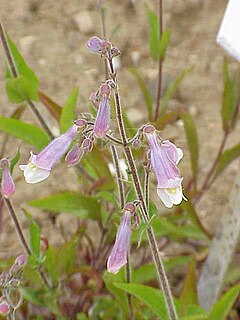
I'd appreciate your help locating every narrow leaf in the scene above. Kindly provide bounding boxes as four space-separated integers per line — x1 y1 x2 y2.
60 87 78 133
6 75 39 103
181 111 199 186
0 117 50 151
160 68 192 116
159 29 171 60
209 284 240 320
38 91 62 122
147 10 159 61
179 259 198 314
114 283 169 319
129 67 153 121
29 220 41 257
214 143 240 178
29 192 102 221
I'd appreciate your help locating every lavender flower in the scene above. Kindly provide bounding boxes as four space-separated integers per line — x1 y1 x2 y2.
144 125 185 208
20 125 79 184
0 158 15 198
93 84 111 138
107 203 135 274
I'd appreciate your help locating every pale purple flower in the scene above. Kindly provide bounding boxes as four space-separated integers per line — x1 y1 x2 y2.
93 84 111 138
0 158 15 198
15 254 27 267
86 36 103 53
144 125 184 208
0 300 10 315
65 143 84 167
107 206 133 274
20 125 79 184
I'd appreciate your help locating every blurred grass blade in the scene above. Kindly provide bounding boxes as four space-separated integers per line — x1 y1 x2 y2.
147 9 159 61
114 283 168 319
38 91 62 122
221 59 239 132
60 87 78 133
160 68 192 117
29 192 102 221
159 29 171 60
179 259 198 316
181 111 199 187
129 67 153 121
209 284 240 320
0 117 50 151
214 143 240 179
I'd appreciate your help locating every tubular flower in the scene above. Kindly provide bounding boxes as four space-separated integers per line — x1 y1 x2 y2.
107 203 135 274
20 125 79 184
0 158 15 198
144 125 185 208
93 84 111 138
86 36 103 53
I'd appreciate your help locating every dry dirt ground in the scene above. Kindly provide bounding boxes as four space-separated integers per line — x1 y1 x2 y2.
0 0 239 258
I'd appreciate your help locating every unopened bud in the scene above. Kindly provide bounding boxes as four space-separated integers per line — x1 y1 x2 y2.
82 138 93 153
100 84 111 96
132 212 141 230
0 158 15 198
111 46 121 57
0 300 10 315
124 202 135 214
40 237 49 253
15 254 27 267
100 40 111 53
132 139 141 149
74 119 87 129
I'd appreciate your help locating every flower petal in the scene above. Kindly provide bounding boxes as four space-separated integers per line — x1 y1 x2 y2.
165 187 183 205
176 148 183 164
20 163 50 184
157 188 173 208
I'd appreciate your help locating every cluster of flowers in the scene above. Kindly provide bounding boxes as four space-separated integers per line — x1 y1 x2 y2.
0 35 185 276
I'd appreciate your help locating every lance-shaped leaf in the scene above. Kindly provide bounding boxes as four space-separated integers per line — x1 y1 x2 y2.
221 60 239 132
181 111 199 187
38 91 62 122
5 34 39 101
28 192 102 221
147 9 159 61
160 68 192 116
159 29 171 60
209 284 240 320
0 117 50 151
179 259 198 316
214 143 240 179
129 68 153 121
60 87 79 133
114 283 169 319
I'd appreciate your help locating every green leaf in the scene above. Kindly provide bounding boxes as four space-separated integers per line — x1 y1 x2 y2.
10 147 21 173
214 143 240 178
6 75 39 103
60 87 78 133
181 112 199 187
179 260 198 315
147 10 159 61
209 284 240 320
77 314 88 320
21 288 45 306
29 192 102 221
6 34 39 85
221 60 239 132
38 91 62 122
29 220 41 257
0 117 50 151
129 68 153 121
103 270 128 315
114 283 168 319
160 68 192 116
159 29 171 60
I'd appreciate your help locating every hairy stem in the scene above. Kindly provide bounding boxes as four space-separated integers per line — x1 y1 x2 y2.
108 59 178 320
4 198 51 288
0 23 54 140
154 0 163 121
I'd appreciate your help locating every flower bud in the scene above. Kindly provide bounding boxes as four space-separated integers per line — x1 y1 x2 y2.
0 300 10 315
81 138 93 153
0 158 15 198
74 119 87 129
40 237 49 253
15 254 27 267
86 36 102 53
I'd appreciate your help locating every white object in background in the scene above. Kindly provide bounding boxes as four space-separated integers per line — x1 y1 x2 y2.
217 0 240 62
